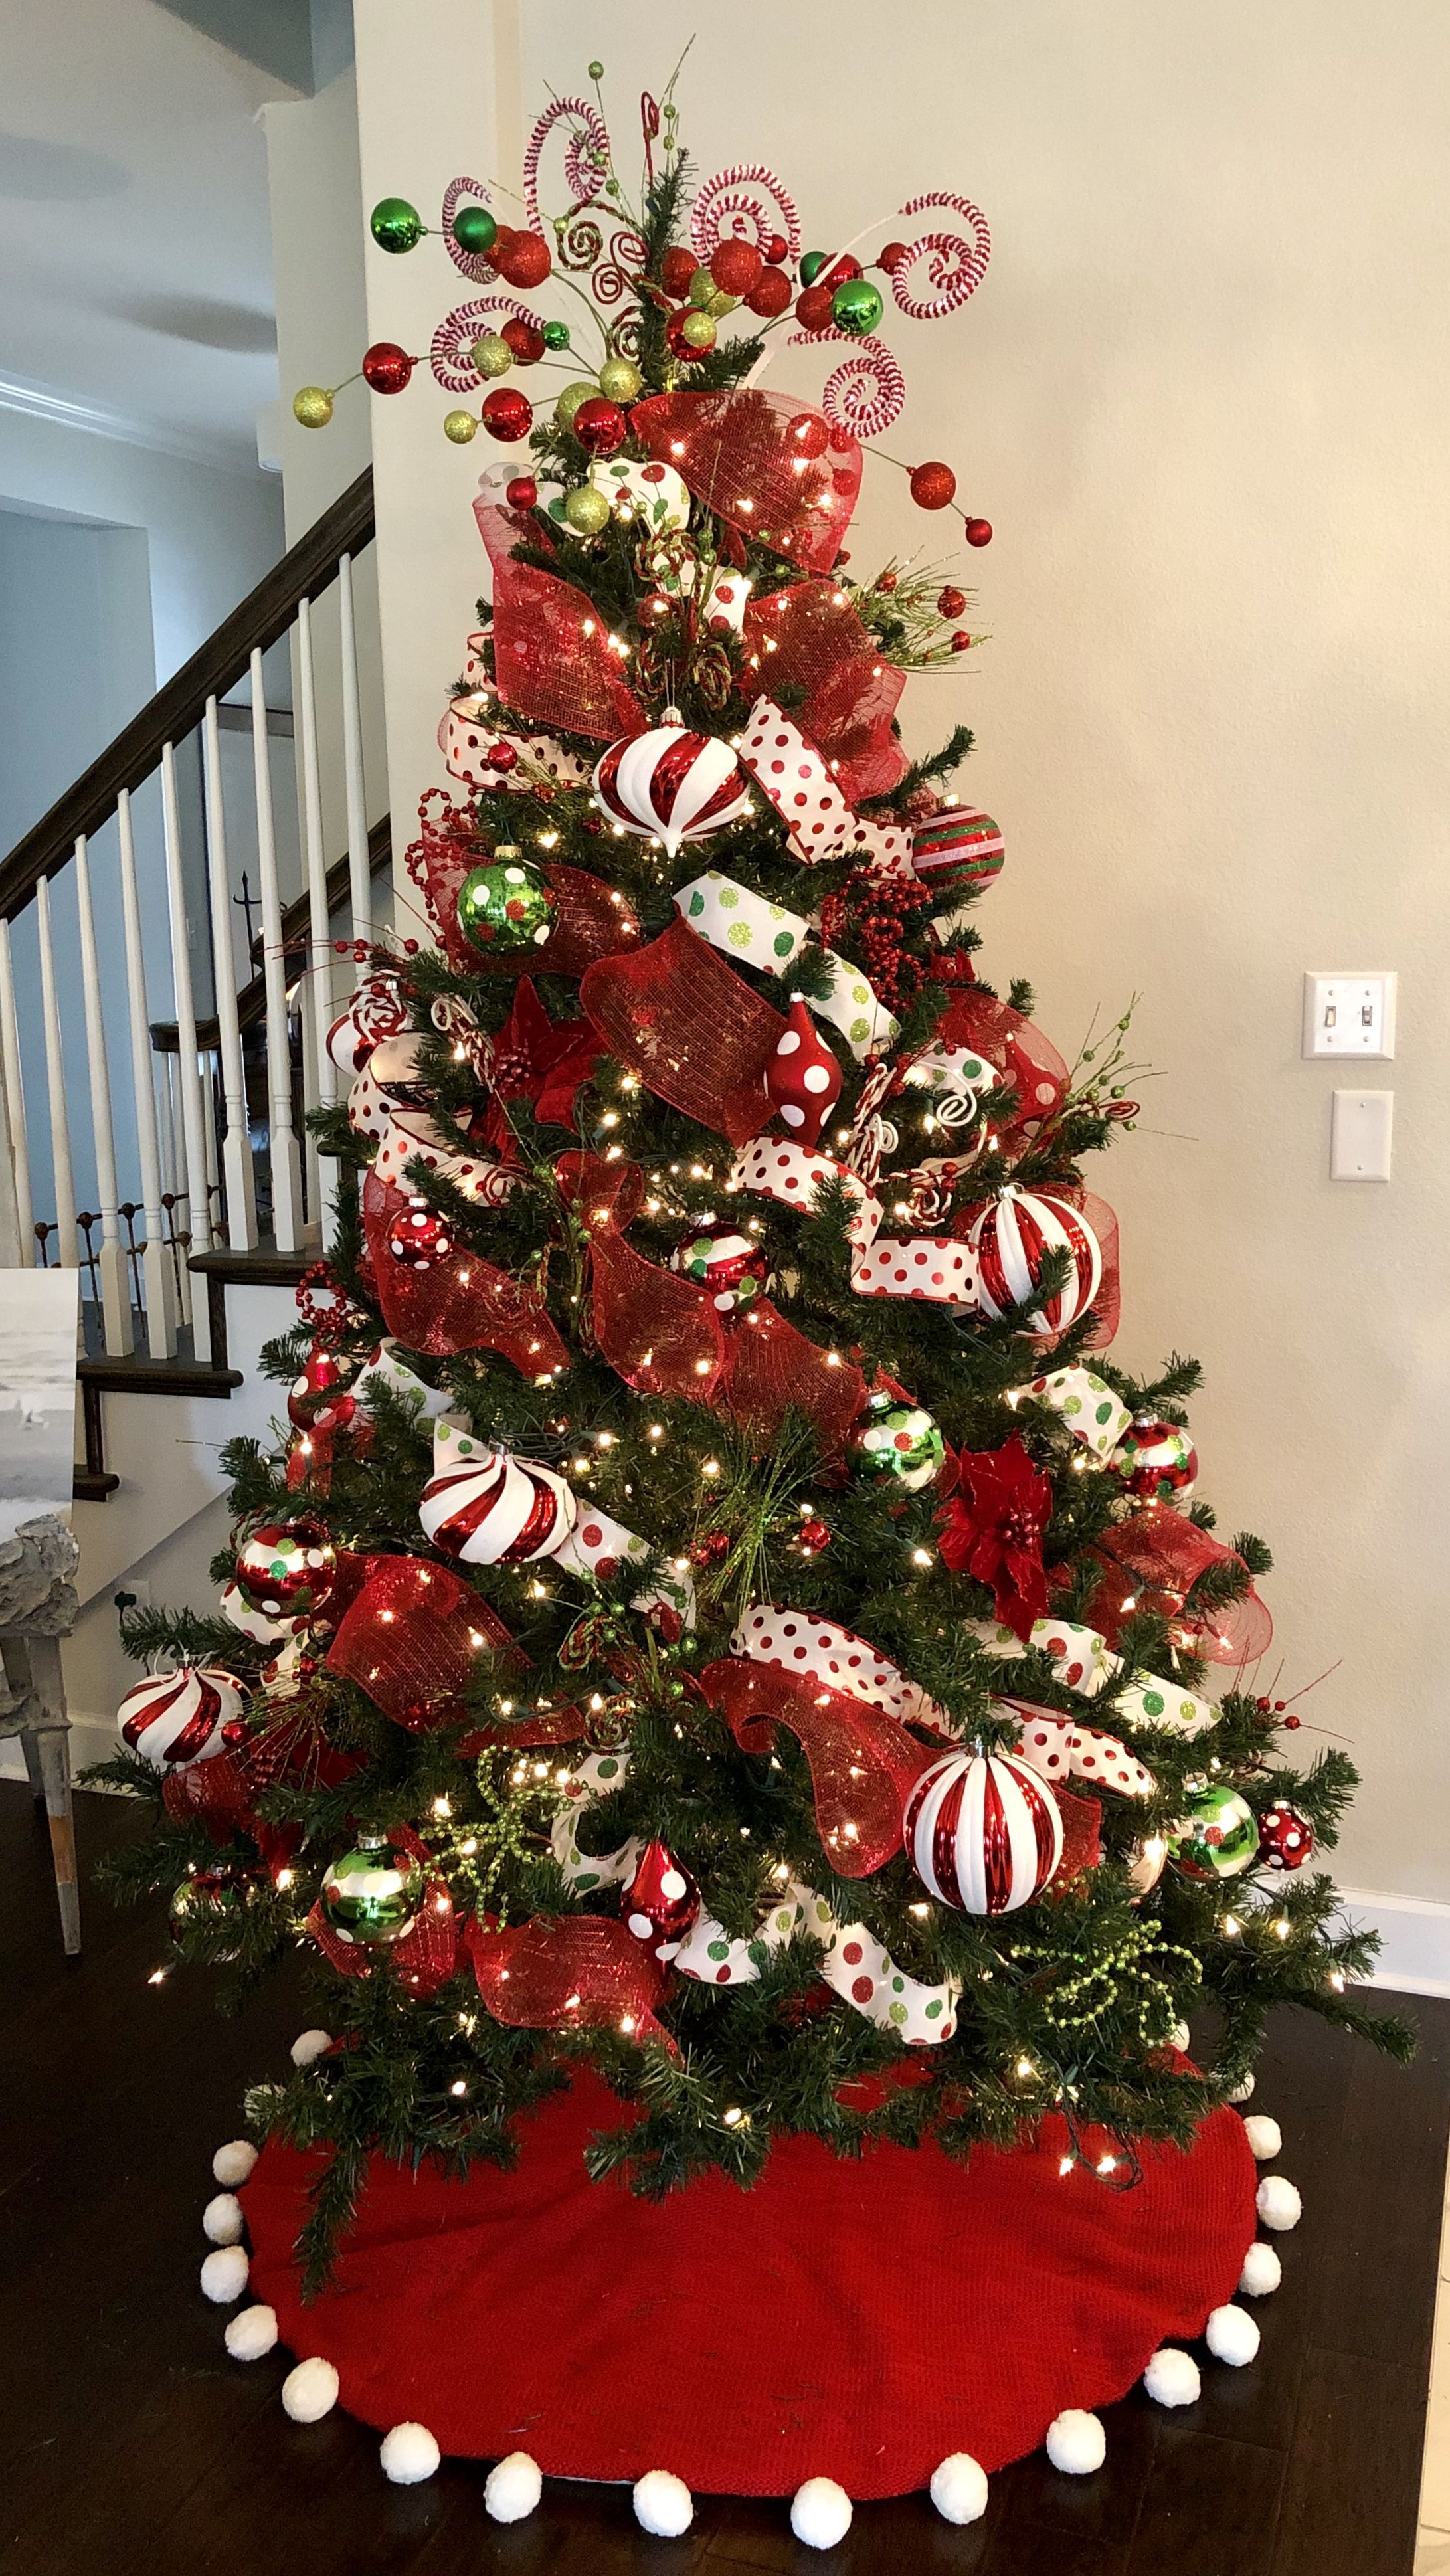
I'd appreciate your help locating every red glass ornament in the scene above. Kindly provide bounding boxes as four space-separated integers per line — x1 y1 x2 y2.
287 1343 362 1431
500 316 545 365
572 396 627 456
796 283 835 331
361 341 413 395
965 517 993 547
820 254 862 288
798 1517 832 1554
766 997 842 1150
710 238 763 296
910 460 957 511
937 585 967 617
493 229 551 288
665 309 701 361
691 1529 732 1568
486 739 519 772
879 239 909 272
661 245 698 299
877 571 899 593
505 474 538 510
1258 1801 1315 1873
951 630 973 653
747 265 792 318
480 386 532 442
622 1839 701 1962
765 232 789 265
788 412 832 460
233 1516 337 1619
385 1197 455 1271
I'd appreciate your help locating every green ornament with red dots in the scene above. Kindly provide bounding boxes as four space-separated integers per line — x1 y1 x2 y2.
456 848 556 953
320 1831 425 1948
849 1391 946 1491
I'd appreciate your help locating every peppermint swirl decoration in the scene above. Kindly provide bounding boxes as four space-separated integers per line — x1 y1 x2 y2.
887 193 992 320
690 163 802 262
788 329 906 440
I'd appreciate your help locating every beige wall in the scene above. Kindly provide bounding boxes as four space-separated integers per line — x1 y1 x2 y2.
351 0 1450 1906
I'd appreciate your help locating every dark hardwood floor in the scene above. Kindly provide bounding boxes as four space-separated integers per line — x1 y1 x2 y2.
2 1780 1444 2575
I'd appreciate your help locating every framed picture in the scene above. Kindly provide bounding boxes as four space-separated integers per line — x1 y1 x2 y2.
0 1269 79 1542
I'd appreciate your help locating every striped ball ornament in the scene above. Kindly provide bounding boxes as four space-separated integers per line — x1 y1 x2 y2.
911 804 1005 894
117 1665 249 1768
969 1186 1103 1337
592 716 752 861
419 1444 576 1566
905 1748 1063 1915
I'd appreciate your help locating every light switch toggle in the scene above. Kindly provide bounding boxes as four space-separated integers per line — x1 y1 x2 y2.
1330 1089 1393 1180
1303 973 1396 1058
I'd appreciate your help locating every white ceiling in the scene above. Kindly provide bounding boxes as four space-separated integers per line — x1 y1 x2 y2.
0 0 299 469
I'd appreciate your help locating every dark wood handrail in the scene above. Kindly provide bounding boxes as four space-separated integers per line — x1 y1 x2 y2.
0 467 375 921
149 814 393 1054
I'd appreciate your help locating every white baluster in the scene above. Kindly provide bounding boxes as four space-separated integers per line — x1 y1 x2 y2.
295 596 337 1236
0 1029 22 1267
202 697 258 1249
72 832 134 1353
250 648 303 1249
35 875 78 1273
158 1051 192 1330
297 971 321 1233
161 739 213 1352
337 553 371 942
200 1044 221 1247
0 919 35 1263
116 788 177 1354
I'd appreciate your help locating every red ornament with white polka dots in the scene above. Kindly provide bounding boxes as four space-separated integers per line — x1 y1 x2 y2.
1257 1801 1315 1873
622 1840 701 1961
766 998 842 1148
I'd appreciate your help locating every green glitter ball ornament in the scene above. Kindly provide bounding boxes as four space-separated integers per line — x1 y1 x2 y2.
442 409 478 444
555 378 599 428
681 310 717 351
850 1391 947 1492
292 385 333 430
452 201 498 258
369 195 424 254
457 848 556 953
542 318 571 351
588 59 604 78
563 484 612 535
687 266 718 308
472 332 513 379
320 1833 425 1949
1170 1782 1259 1881
597 355 642 403
831 276 884 336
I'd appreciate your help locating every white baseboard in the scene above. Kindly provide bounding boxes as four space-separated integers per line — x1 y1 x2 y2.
1336 1886 1450 1998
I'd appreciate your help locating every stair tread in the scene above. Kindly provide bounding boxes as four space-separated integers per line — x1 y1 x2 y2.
189 1245 314 1289
78 1350 242 1395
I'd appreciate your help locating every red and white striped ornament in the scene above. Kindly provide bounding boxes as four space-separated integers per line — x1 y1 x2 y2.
968 1186 1103 1336
905 1748 1063 1915
592 713 752 860
419 1435 575 1566
911 804 1005 895
117 1664 249 1769
325 978 408 1080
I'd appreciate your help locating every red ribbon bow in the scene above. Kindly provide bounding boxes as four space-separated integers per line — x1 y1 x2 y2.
556 1149 728 1402
699 1655 928 1878
361 1168 569 1377
464 1910 676 2051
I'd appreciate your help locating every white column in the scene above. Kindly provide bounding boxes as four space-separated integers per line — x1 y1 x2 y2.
35 875 78 1273
116 788 177 1355
160 739 212 1353
202 696 259 1249
0 919 35 1263
337 551 371 941
72 832 134 1352
250 647 304 1249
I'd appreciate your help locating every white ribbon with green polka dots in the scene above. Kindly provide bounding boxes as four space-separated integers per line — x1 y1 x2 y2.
674 869 897 1059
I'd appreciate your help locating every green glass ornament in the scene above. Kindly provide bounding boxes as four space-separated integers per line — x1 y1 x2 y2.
850 1391 947 1492
800 250 829 286
292 385 334 430
472 332 513 379
681 311 717 351
542 318 571 351
442 409 478 444
452 201 498 258
457 848 557 953
563 484 612 535
587 58 604 78
320 1833 425 1948
170 1866 255 1960
831 276 884 336
370 195 424 254
1170 1783 1259 1881
597 355 642 403
555 379 599 428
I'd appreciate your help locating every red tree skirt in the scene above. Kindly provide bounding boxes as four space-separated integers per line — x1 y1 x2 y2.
242 2072 1257 2499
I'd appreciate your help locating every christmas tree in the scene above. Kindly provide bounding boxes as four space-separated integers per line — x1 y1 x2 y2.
97 66 1406 2334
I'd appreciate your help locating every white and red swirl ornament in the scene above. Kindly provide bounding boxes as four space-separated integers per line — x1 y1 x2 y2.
969 1186 1103 1336
326 977 408 1081
116 1664 248 1768
419 1420 575 1567
592 717 752 860
905 1748 1062 1916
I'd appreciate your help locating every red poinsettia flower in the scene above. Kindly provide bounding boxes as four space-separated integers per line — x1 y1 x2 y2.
935 1433 1053 1642
476 978 604 1156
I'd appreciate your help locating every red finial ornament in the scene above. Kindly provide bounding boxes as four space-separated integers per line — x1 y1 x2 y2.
622 1840 701 1962
765 998 842 1149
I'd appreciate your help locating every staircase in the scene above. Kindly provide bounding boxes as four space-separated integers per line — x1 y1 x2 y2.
0 469 388 1665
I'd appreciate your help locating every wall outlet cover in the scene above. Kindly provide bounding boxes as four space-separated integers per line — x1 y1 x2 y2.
1330 1088 1394 1180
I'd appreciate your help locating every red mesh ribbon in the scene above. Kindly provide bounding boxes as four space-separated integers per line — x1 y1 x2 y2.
580 915 781 1146
1091 1507 1273 1667
937 990 1069 1143
362 1169 569 1376
474 495 648 739
699 1656 927 1878
464 1910 676 2051
307 1826 460 1998
405 792 642 978
163 1750 256 1844
326 1555 516 1730
556 1150 727 1400
744 583 908 802
1052 1786 1103 1888
630 389 861 573
720 1297 865 1456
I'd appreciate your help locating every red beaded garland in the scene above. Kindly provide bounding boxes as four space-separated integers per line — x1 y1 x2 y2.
910 460 957 511
361 341 413 395
480 386 533 442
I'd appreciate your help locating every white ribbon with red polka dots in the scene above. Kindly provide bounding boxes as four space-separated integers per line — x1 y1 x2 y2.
1001 1698 1155 1801
729 1604 949 1734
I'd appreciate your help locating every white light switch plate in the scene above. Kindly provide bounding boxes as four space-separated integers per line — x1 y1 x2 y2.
1330 1089 1394 1180
1303 972 1396 1058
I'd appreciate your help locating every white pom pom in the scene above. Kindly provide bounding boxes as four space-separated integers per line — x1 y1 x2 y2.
290 2027 333 2068
1239 2239 1283 2298
790 2478 853 2549
1143 2347 1201 2408
1228 2071 1255 2104
1170 2019 1192 2053
224 2303 278 2361
1243 2114 1282 2162
929 2453 988 2524
282 2356 339 2422
212 2140 258 2187
632 2470 693 2537
484 2451 542 2524
202 2191 244 2246
200 2244 249 2304
1046 2409 1105 2475
1257 2174 1302 2232
381 2423 440 2485
1206 2302 1261 2367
